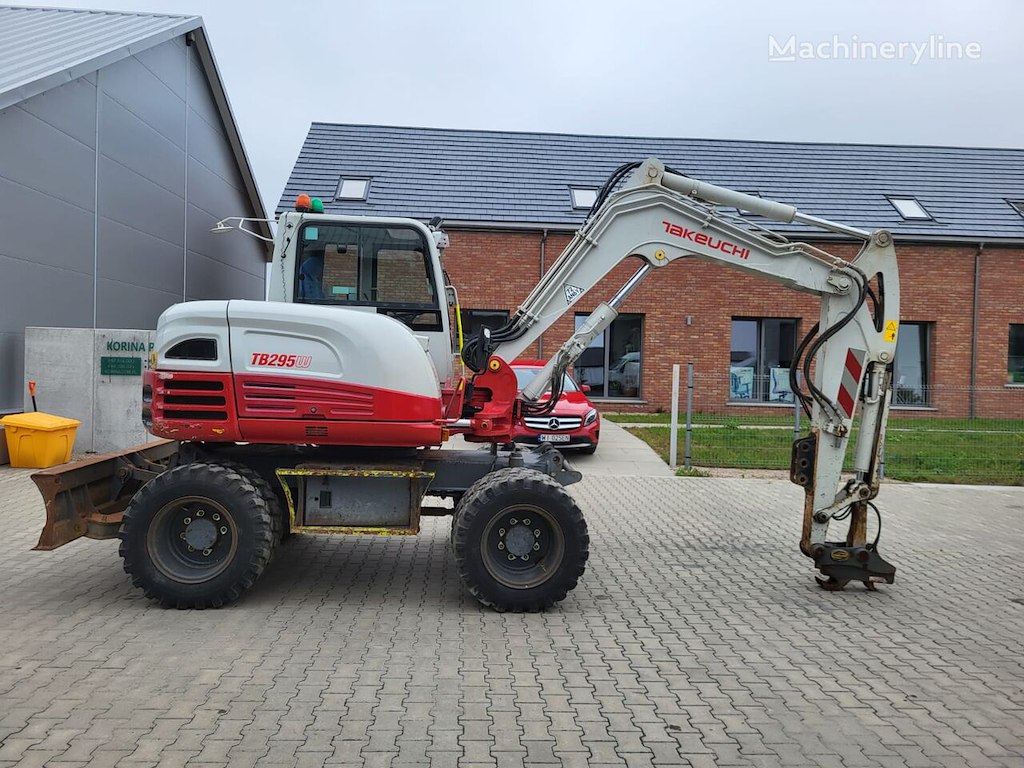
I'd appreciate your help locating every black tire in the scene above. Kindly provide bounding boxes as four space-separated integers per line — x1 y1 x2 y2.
214 460 288 550
119 462 274 608
451 467 588 612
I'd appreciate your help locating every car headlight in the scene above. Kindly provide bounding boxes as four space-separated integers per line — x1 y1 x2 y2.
583 408 598 426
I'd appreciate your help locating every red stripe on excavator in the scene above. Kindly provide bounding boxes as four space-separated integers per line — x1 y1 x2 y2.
836 348 866 419
237 418 443 447
233 372 440 422
837 386 856 418
145 369 444 447
844 348 863 381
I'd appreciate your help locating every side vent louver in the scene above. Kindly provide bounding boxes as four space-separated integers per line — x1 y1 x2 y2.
163 379 227 420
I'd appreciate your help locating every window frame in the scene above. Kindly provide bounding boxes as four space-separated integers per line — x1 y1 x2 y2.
886 195 932 221
892 321 932 407
573 313 644 399
1009 323 1024 386
728 317 799 405
570 187 598 210
335 177 371 201
459 308 510 349
294 222 442 332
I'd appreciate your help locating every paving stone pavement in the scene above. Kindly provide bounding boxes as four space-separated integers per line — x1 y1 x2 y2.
1 465 1023 768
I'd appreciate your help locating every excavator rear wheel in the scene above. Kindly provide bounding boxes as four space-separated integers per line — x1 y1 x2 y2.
451 467 588 612
119 462 274 609
206 459 287 551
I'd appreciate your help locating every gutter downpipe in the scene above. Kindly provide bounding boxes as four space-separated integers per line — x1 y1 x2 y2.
969 242 984 419
538 228 548 358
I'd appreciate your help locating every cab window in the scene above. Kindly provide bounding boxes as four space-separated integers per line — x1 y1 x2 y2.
295 223 441 331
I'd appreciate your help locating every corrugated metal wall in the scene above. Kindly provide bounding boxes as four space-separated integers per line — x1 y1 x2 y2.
0 35 265 411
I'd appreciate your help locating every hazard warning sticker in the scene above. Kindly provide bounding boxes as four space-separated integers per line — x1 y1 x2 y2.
564 284 585 305
884 320 899 343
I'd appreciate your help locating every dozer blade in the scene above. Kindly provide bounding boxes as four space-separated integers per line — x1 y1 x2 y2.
31 440 178 550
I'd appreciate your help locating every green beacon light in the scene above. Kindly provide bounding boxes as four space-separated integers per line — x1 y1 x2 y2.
310 197 324 214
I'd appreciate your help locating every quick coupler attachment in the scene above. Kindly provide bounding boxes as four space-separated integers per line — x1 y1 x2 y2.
810 542 896 591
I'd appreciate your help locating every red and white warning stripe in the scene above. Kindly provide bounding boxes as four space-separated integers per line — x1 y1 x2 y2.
836 348 866 419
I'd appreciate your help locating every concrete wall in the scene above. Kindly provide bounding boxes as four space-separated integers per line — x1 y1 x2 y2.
0 36 265 412
23 327 159 454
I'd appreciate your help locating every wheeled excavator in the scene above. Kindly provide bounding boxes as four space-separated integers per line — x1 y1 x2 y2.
30 158 900 610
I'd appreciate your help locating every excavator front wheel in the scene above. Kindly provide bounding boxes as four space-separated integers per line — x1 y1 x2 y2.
119 463 274 608
451 467 588 612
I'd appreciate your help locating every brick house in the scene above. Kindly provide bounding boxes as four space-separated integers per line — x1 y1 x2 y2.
280 125 1024 417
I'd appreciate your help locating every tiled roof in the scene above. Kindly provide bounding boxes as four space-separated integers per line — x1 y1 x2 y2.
281 123 1024 242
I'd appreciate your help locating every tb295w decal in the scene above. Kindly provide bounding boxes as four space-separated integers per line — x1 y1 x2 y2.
250 353 312 369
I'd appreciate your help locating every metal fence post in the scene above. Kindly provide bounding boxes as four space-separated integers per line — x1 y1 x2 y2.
685 362 694 469
669 364 680 468
793 371 801 442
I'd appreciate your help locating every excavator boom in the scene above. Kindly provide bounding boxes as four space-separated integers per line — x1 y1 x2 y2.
463 158 901 588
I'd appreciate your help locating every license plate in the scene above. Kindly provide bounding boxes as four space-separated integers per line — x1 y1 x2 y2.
538 434 570 443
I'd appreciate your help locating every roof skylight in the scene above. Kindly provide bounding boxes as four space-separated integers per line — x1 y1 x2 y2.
336 178 369 200
570 187 598 210
887 196 931 220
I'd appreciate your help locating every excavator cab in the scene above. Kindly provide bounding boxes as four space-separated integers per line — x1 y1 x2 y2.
271 210 456 387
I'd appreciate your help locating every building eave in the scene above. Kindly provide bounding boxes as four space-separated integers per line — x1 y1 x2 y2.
189 27 272 254
0 11 199 111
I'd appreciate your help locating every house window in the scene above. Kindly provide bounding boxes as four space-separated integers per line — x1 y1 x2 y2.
729 318 797 403
336 178 370 200
1009 324 1024 384
893 322 931 405
573 314 643 398
460 309 509 349
887 196 931 220
570 187 598 210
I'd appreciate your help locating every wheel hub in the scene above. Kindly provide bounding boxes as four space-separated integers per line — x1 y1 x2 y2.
184 517 218 550
504 524 535 557
482 507 562 590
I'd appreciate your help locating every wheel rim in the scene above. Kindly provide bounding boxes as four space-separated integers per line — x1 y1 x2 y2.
146 496 238 584
480 503 565 590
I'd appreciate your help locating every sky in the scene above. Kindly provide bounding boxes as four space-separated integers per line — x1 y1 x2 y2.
19 0 1022 213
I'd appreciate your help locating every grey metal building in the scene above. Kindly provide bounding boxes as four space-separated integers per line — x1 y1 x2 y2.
0 6 269 411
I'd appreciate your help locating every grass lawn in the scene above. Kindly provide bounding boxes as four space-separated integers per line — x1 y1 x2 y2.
624 422 1024 485
607 412 1023 431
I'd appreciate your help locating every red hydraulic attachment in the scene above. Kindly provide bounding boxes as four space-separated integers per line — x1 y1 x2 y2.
457 356 520 444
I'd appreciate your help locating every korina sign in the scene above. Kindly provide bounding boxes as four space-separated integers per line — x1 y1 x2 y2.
105 341 154 352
